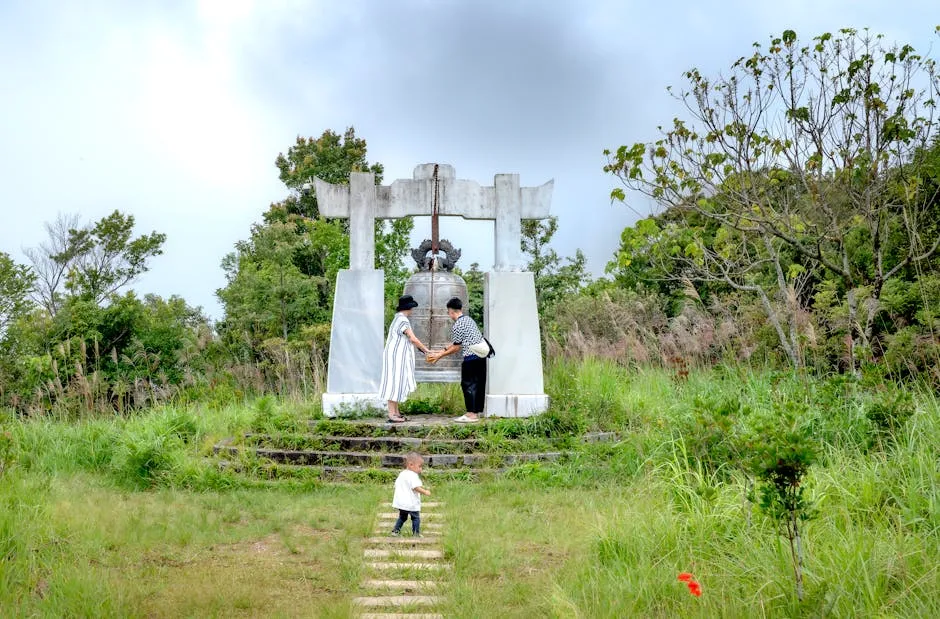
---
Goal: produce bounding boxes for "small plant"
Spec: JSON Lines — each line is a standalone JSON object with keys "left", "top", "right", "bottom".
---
{"left": 399, "top": 398, "right": 437, "bottom": 415}
{"left": 742, "top": 401, "right": 817, "bottom": 602}
{"left": 866, "top": 389, "right": 915, "bottom": 449}
{"left": 681, "top": 395, "right": 748, "bottom": 475}
{"left": 113, "top": 431, "right": 183, "bottom": 489}
{"left": 0, "top": 429, "right": 15, "bottom": 475}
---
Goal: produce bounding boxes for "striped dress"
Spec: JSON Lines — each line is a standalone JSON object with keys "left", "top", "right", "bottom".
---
{"left": 378, "top": 312, "right": 417, "bottom": 402}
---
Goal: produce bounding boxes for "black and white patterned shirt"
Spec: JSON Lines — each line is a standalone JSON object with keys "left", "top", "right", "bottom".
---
{"left": 451, "top": 314, "right": 484, "bottom": 358}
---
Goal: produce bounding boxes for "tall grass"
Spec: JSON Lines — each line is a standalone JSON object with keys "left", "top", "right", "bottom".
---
{"left": 1, "top": 361, "right": 938, "bottom": 616}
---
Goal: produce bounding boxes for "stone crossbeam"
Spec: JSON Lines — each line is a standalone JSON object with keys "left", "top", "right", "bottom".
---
{"left": 313, "top": 164, "right": 553, "bottom": 272}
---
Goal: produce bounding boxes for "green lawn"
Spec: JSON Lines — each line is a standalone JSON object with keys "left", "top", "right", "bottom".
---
{"left": 2, "top": 362, "right": 937, "bottom": 617}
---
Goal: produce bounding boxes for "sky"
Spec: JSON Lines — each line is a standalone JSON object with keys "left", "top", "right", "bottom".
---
{"left": 1, "top": 0, "right": 936, "bottom": 319}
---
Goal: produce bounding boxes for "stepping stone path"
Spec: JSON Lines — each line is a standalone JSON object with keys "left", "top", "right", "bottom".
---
{"left": 354, "top": 501, "right": 449, "bottom": 619}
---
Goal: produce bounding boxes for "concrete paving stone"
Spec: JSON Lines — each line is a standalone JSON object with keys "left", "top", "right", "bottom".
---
{"left": 367, "top": 562, "right": 451, "bottom": 570}
{"left": 365, "top": 537, "right": 440, "bottom": 545}
{"left": 353, "top": 595, "right": 443, "bottom": 607}
{"left": 362, "top": 580, "right": 441, "bottom": 591}
{"left": 364, "top": 549, "right": 444, "bottom": 559}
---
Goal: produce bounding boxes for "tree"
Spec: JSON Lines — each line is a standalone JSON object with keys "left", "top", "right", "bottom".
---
{"left": 455, "top": 262, "right": 485, "bottom": 328}
{"left": 606, "top": 28, "right": 940, "bottom": 371}
{"left": 218, "top": 221, "right": 332, "bottom": 347}
{"left": 218, "top": 127, "right": 413, "bottom": 351}
{"left": 25, "top": 213, "right": 80, "bottom": 316}
{"left": 25, "top": 211, "right": 166, "bottom": 310}
{"left": 521, "top": 216, "right": 589, "bottom": 314}
{"left": 0, "top": 252, "right": 34, "bottom": 338}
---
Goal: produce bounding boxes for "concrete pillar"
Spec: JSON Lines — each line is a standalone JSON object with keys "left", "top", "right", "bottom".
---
{"left": 493, "top": 173, "right": 525, "bottom": 272}
{"left": 348, "top": 172, "right": 376, "bottom": 271}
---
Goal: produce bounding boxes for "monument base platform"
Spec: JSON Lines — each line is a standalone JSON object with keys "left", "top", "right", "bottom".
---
{"left": 322, "top": 393, "right": 385, "bottom": 418}
{"left": 484, "top": 394, "right": 550, "bottom": 418}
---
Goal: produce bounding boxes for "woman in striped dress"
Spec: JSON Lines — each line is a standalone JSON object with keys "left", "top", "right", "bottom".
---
{"left": 379, "top": 295, "right": 431, "bottom": 422}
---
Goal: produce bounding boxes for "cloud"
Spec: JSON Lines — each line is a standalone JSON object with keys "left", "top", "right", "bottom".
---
{"left": 1, "top": 0, "right": 937, "bottom": 318}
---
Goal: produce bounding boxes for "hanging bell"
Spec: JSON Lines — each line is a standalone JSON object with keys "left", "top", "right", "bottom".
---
{"left": 403, "top": 239, "right": 467, "bottom": 383}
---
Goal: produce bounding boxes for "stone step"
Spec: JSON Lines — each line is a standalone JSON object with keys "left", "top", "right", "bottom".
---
{"left": 364, "top": 549, "right": 444, "bottom": 560}
{"left": 374, "top": 532, "right": 441, "bottom": 540}
{"left": 366, "top": 537, "right": 440, "bottom": 545}
{"left": 362, "top": 580, "right": 441, "bottom": 591}
{"left": 244, "top": 433, "right": 481, "bottom": 453}
{"left": 359, "top": 614, "right": 443, "bottom": 619}
{"left": 311, "top": 415, "right": 469, "bottom": 436}
{"left": 376, "top": 521, "right": 442, "bottom": 528}
{"left": 353, "top": 595, "right": 443, "bottom": 607}
{"left": 222, "top": 462, "right": 503, "bottom": 482}
{"left": 217, "top": 444, "right": 561, "bottom": 468}
{"left": 378, "top": 512, "right": 443, "bottom": 520}
{"left": 367, "top": 562, "right": 451, "bottom": 571}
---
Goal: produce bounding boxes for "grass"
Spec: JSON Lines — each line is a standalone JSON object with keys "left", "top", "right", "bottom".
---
{"left": 1, "top": 361, "right": 938, "bottom": 617}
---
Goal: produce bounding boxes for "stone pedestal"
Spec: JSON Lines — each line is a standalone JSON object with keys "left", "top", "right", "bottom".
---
{"left": 483, "top": 271, "right": 550, "bottom": 417}
{"left": 322, "top": 269, "right": 385, "bottom": 417}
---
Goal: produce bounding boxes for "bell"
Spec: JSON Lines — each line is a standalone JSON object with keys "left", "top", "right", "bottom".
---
{"left": 403, "top": 239, "right": 467, "bottom": 383}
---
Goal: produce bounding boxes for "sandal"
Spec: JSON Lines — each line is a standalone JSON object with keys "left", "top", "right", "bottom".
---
{"left": 387, "top": 415, "right": 407, "bottom": 423}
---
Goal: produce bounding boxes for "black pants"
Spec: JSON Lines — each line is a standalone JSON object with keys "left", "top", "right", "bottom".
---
{"left": 393, "top": 509, "right": 420, "bottom": 534}
{"left": 461, "top": 356, "right": 487, "bottom": 413}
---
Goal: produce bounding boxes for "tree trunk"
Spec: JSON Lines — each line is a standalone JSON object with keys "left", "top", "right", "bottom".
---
{"left": 757, "top": 289, "right": 800, "bottom": 370}
{"left": 763, "top": 232, "right": 803, "bottom": 369}
{"left": 788, "top": 509, "right": 805, "bottom": 602}
{"left": 846, "top": 287, "right": 860, "bottom": 374}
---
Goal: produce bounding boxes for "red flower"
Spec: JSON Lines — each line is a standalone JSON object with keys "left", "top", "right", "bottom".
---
{"left": 687, "top": 581, "right": 702, "bottom": 597}
{"left": 677, "top": 572, "right": 694, "bottom": 582}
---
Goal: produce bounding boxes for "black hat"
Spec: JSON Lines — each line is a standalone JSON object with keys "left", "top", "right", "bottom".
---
{"left": 396, "top": 295, "right": 419, "bottom": 311}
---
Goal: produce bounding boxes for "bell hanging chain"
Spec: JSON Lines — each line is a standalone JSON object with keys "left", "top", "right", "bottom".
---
{"left": 431, "top": 163, "right": 440, "bottom": 255}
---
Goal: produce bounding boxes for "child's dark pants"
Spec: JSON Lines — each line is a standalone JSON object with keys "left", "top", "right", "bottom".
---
{"left": 392, "top": 509, "right": 420, "bottom": 535}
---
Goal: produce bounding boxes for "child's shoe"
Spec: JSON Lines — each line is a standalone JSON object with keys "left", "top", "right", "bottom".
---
{"left": 390, "top": 530, "right": 401, "bottom": 537}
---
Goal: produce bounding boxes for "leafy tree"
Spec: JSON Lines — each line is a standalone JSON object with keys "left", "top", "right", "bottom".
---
{"left": 24, "top": 213, "right": 79, "bottom": 316}
{"left": 219, "top": 128, "right": 413, "bottom": 353}
{"left": 4, "top": 291, "right": 208, "bottom": 413}
{"left": 606, "top": 28, "right": 940, "bottom": 371}
{"left": 25, "top": 211, "right": 165, "bottom": 309}
{"left": 454, "top": 262, "right": 485, "bottom": 328}
{"left": 521, "top": 216, "right": 589, "bottom": 315}
{"left": 218, "top": 221, "right": 332, "bottom": 347}
{"left": 0, "top": 252, "right": 34, "bottom": 338}
{"left": 742, "top": 401, "right": 817, "bottom": 603}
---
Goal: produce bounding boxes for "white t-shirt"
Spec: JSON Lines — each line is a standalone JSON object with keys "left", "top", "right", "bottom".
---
{"left": 392, "top": 469, "right": 423, "bottom": 512}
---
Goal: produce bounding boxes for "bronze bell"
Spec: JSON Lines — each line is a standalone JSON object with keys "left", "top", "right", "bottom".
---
{"left": 403, "top": 239, "right": 468, "bottom": 383}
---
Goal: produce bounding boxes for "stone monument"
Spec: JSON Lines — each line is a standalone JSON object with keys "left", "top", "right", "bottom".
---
{"left": 316, "top": 164, "right": 553, "bottom": 417}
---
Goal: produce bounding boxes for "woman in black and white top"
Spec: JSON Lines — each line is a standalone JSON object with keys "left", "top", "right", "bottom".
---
{"left": 427, "top": 297, "right": 490, "bottom": 423}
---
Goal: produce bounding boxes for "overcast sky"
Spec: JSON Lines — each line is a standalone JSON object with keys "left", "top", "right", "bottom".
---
{"left": 1, "top": 0, "right": 936, "bottom": 318}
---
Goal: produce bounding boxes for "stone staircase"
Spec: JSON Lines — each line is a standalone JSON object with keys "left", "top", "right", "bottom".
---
{"left": 355, "top": 501, "right": 449, "bottom": 619}
{"left": 213, "top": 414, "right": 616, "bottom": 481}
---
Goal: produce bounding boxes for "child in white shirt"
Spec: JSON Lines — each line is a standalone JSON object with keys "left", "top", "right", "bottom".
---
{"left": 391, "top": 452, "right": 431, "bottom": 536}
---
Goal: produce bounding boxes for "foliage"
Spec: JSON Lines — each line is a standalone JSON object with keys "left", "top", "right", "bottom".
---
{"left": 218, "top": 127, "right": 414, "bottom": 357}
{"left": 742, "top": 400, "right": 818, "bottom": 602}
{"left": 453, "top": 262, "right": 485, "bottom": 328}
{"left": 606, "top": 28, "right": 940, "bottom": 372}
{"left": 521, "top": 216, "right": 589, "bottom": 317}
{"left": 0, "top": 252, "right": 34, "bottom": 338}
{"left": 2, "top": 292, "right": 210, "bottom": 414}
{"left": 25, "top": 211, "right": 165, "bottom": 311}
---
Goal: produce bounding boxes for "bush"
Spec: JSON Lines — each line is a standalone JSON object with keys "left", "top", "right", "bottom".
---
{"left": 678, "top": 395, "right": 748, "bottom": 475}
